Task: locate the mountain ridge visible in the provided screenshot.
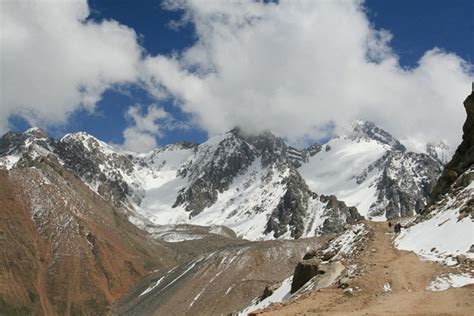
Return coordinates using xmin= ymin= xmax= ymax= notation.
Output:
xmin=0 ymin=120 xmax=443 ymax=237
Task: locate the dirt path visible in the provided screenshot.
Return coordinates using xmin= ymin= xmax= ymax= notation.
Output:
xmin=258 ymin=221 xmax=474 ymax=315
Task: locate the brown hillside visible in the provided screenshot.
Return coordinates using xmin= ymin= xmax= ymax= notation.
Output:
xmin=0 ymin=157 xmax=177 ymax=315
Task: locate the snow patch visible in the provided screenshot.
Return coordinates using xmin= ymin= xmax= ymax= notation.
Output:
xmin=139 ymin=276 xmax=165 ymax=297
xmin=238 ymin=276 xmax=293 ymax=315
xmin=427 ymin=273 xmax=474 ymax=291
xmin=395 ymin=205 xmax=474 ymax=265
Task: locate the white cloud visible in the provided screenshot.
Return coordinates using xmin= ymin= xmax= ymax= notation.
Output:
xmin=0 ymin=0 xmax=142 ymax=133
xmin=2 ymin=0 xmax=472 ymax=154
xmin=145 ymin=0 xmax=473 ymax=150
xmin=122 ymin=104 xmax=175 ymax=152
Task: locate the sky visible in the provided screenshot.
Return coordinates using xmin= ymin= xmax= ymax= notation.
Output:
xmin=1 ymin=0 xmax=473 ymax=153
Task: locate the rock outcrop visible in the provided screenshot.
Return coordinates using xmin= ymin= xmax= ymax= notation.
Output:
xmin=430 ymin=90 xmax=474 ymax=203
xmin=291 ymin=258 xmax=322 ymax=293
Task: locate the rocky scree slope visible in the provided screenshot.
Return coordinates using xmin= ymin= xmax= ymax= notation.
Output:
xmin=114 ymin=235 xmax=331 ymax=316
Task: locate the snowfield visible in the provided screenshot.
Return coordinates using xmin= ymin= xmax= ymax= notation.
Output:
xmin=238 ymin=276 xmax=293 ymax=315
xmin=299 ymin=137 xmax=386 ymax=219
xmin=395 ymin=181 xmax=474 ymax=265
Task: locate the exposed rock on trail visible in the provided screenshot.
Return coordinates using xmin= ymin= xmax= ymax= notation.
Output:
xmin=256 ymin=221 xmax=474 ymax=315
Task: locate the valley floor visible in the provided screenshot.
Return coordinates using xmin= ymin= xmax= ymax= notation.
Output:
xmin=256 ymin=221 xmax=474 ymax=315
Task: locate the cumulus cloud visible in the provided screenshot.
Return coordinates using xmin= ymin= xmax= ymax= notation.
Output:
xmin=144 ymin=0 xmax=473 ymax=151
xmin=122 ymin=104 xmax=176 ymax=152
xmin=2 ymin=0 xmax=472 ymax=154
xmin=0 ymin=0 xmax=142 ymax=133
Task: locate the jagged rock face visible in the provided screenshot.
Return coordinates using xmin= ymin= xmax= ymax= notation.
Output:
xmin=299 ymin=120 xmax=443 ymax=219
xmin=171 ymin=129 xmax=362 ymax=239
xmin=426 ymin=141 xmax=450 ymax=164
xmin=1 ymin=120 xmax=439 ymax=237
xmin=265 ymin=168 xmax=313 ymax=239
xmin=369 ymin=151 xmax=442 ymax=219
xmin=349 ymin=120 xmax=406 ymax=151
xmin=57 ymin=133 xmax=137 ymax=205
xmin=431 ymin=91 xmax=474 ymax=203
xmin=0 ymin=127 xmax=363 ymax=240
xmin=288 ymin=143 xmax=322 ymax=168
xmin=174 ymin=128 xmax=292 ymax=216
xmin=319 ymin=195 xmax=363 ymax=233
xmin=174 ymin=129 xmax=257 ymax=215
xmin=0 ymin=128 xmax=55 ymax=168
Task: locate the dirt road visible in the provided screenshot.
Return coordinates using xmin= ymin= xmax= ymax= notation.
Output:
xmin=258 ymin=221 xmax=474 ymax=315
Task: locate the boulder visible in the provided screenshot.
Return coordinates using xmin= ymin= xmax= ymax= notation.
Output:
xmin=312 ymin=261 xmax=346 ymax=291
xmin=302 ymin=250 xmax=318 ymax=260
xmin=322 ymin=249 xmax=337 ymax=261
xmin=338 ymin=277 xmax=350 ymax=289
xmin=456 ymin=254 xmax=467 ymax=264
xmin=260 ymin=282 xmax=282 ymax=300
xmin=291 ymin=258 xmax=322 ymax=293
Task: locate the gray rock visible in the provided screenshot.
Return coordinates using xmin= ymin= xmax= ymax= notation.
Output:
xmin=456 ymin=254 xmax=467 ymax=264
xmin=469 ymin=245 xmax=474 ymax=253
xmin=291 ymin=258 xmax=322 ymax=293
xmin=430 ymin=91 xmax=474 ymax=204
xmin=338 ymin=277 xmax=350 ymax=289
xmin=302 ymin=250 xmax=319 ymax=260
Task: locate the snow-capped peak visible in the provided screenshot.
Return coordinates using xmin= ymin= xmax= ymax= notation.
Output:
xmin=298 ymin=120 xmax=443 ymax=220
xmin=24 ymin=127 xmax=48 ymax=139
xmin=426 ymin=140 xmax=450 ymax=164
xmin=60 ymin=131 xmax=123 ymax=156
xmin=346 ymin=120 xmax=406 ymax=151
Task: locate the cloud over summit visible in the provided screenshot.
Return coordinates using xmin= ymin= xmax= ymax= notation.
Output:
xmin=148 ymin=0 xmax=473 ymax=149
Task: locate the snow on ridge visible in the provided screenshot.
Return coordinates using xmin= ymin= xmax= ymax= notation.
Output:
xmin=0 ymin=154 xmax=21 ymax=170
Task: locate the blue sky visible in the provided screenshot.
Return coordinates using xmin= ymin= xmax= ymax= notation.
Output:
xmin=3 ymin=0 xmax=473 ymax=150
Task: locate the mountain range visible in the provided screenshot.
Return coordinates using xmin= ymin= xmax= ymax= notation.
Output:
xmin=2 ymin=113 xmax=471 ymax=315
xmin=1 ymin=120 xmax=444 ymax=240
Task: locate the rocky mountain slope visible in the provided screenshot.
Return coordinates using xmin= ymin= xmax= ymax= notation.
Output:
xmin=114 ymin=236 xmax=330 ymax=316
xmin=1 ymin=127 xmax=364 ymax=240
xmin=0 ymin=121 xmax=442 ymax=240
xmin=0 ymin=156 xmax=177 ymax=315
xmin=298 ymin=120 xmax=443 ymax=220
xmin=395 ymin=89 xmax=474 ymax=264
xmin=0 ymin=117 xmax=457 ymax=315
xmin=0 ymin=137 xmax=254 ymax=315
